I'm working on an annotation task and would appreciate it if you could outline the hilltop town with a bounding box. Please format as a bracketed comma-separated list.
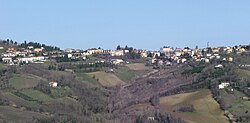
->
[0, 39, 250, 123]
[1, 39, 249, 66]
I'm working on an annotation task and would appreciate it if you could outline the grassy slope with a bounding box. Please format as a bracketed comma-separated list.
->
[21, 89, 54, 103]
[87, 71, 124, 87]
[126, 63, 148, 70]
[50, 86, 72, 98]
[2, 92, 39, 108]
[220, 89, 250, 116]
[9, 74, 43, 90]
[114, 67, 137, 82]
[115, 64, 153, 82]
[76, 73, 101, 86]
[159, 89, 229, 123]
[0, 106, 48, 123]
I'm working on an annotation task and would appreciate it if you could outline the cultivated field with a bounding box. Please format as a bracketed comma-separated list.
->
[2, 92, 39, 108]
[126, 63, 148, 70]
[76, 73, 100, 86]
[220, 89, 250, 116]
[87, 71, 124, 87]
[159, 89, 229, 123]
[9, 74, 43, 90]
[21, 89, 55, 103]
[115, 64, 153, 82]
[0, 106, 48, 123]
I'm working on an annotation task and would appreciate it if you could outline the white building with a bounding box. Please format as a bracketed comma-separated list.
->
[68, 54, 73, 58]
[175, 52, 182, 57]
[17, 56, 45, 63]
[204, 58, 210, 63]
[219, 82, 230, 89]
[215, 64, 223, 69]
[49, 82, 58, 87]
[181, 58, 187, 63]
[87, 48, 103, 54]
[111, 59, 124, 64]
[110, 50, 124, 56]
[140, 52, 148, 58]
[27, 46, 34, 49]
[153, 52, 161, 58]
[228, 57, 233, 62]
[2, 57, 12, 64]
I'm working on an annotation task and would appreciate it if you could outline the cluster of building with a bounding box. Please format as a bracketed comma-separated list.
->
[149, 44, 247, 66]
[1, 46, 46, 65]
[1, 42, 249, 66]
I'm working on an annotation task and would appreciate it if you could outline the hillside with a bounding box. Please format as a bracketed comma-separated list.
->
[159, 89, 229, 123]
[0, 40, 250, 122]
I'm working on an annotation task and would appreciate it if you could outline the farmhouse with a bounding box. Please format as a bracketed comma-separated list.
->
[49, 82, 58, 87]
[219, 82, 230, 89]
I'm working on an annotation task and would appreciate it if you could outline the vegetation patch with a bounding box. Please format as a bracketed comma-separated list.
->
[87, 71, 124, 87]
[182, 66, 205, 75]
[76, 73, 100, 86]
[0, 106, 47, 123]
[51, 86, 71, 98]
[9, 74, 41, 90]
[0, 63, 6, 70]
[114, 68, 136, 82]
[21, 89, 54, 103]
[126, 63, 148, 70]
[220, 89, 250, 116]
[2, 92, 39, 108]
[12, 91, 36, 101]
[237, 69, 250, 80]
[159, 89, 228, 123]
[114, 66, 152, 82]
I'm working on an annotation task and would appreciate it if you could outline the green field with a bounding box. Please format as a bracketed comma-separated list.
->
[220, 89, 250, 116]
[87, 71, 124, 87]
[126, 63, 149, 70]
[159, 89, 229, 123]
[21, 89, 54, 103]
[51, 86, 71, 98]
[9, 74, 42, 90]
[0, 106, 48, 123]
[114, 67, 137, 82]
[76, 73, 101, 86]
[2, 92, 39, 108]
[114, 65, 153, 82]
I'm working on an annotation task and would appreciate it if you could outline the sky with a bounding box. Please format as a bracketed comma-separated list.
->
[1, 0, 250, 50]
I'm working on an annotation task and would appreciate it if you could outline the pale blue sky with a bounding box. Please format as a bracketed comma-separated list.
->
[1, 0, 250, 50]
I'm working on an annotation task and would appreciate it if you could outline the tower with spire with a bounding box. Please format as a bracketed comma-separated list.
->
[207, 42, 210, 48]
